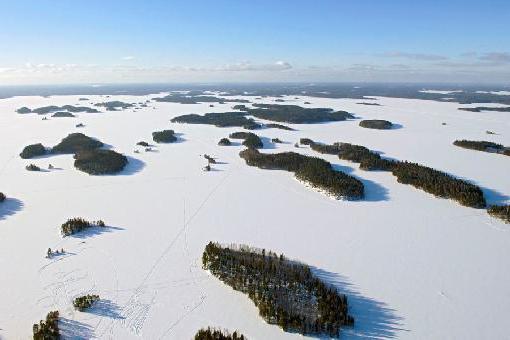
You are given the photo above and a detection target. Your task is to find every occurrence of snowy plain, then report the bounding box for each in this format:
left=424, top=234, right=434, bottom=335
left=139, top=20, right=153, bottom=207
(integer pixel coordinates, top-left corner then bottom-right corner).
left=0, top=92, right=509, bottom=339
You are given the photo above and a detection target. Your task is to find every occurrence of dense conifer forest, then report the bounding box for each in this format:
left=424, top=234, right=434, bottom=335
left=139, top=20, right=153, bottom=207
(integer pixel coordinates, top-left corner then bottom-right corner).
left=202, top=242, right=354, bottom=337
left=171, top=112, right=261, bottom=129
left=61, top=217, right=105, bottom=236
left=33, top=311, right=59, bottom=340
left=239, top=148, right=364, bottom=200
left=194, top=327, right=246, bottom=340
left=229, top=132, right=263, bottom=149
left=487, top=205, right=510, bottom=223
left=302, top=139, right=487, bottom=208
left=152, top=130, right=178, bottom=143
left=359, top=119, right=393, bottom=129
left=73, top=149, right=128, bottom=175
left=20, top=143, right=47, bottom=159
left=218, top=138, right=232, bottom=146
left=73, top=294, right=100, bottom=311
left=17, top=105, right=99, bottom=115
left=239, top=104, right=354, bottom=124
left=52, top=133, right=104, bottom=154
left=453, top=140, right=509, bottom=156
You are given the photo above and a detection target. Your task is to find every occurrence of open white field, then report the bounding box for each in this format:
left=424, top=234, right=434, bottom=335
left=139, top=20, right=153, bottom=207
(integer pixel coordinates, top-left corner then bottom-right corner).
left=0, top=93, right=509, bottom=339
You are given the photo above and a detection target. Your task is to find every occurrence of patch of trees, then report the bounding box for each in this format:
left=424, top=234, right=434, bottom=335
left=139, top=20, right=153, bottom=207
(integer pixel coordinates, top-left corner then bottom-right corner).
left=459, top=106, right=510, bottom=113
left=52, top=133, right=104, bottom=154
left=272, top=138, right=283, bottom=143
left=51, top=111, right=75, bottom=117
left=359, top=119, right=393, bottom=130
left=154, top=94, right=250, bottom=104
left=203, top=242, right=354, bottom=337
left=137, top=141, right=150, bottom=147
left=33, top=311, right=59, bottom=340
left=195, top=327, right=246, bottom=340
left=171, top=112, right=261, bottom=130
left=239, top=104, right=354, bottom=124
left=239, top=148, right=364, bottom=200
left=152, top=130, right=178, bottom=143
left=74, top=149, right=128, bottom=175
left=17, top=105, right=98, bottom=115
left=487, top=205, right=510, bottom=223
left=453, top=140, right=509, bottom=156
left=357, top=102, right=381, bottom=106
left=0, top=192, right=5, bottom=202
left=266, top=123, right=294, bottom=130
left=73, top=294, right=100, bottom=311
left=26, top=164, right=41, bottom=171
left=218, top=138, right=231, bottom=146
left=302, top=139, right=486, bottom=208
left=61, top=217, right=105, bottom=237
left=94, top=101, right=134, bottom=111
left=229, top=132, right=263, bottom=149
left=20, top=143, right=47, bottom=159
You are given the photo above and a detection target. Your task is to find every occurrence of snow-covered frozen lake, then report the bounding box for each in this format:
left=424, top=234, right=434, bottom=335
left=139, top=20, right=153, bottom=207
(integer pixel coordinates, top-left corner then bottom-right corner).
left=0, top=93, right=509, bottom=339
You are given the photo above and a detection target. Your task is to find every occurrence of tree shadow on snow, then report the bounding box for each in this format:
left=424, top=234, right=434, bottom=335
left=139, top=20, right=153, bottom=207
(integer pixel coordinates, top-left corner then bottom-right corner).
left=0, top=198, right=23, bottom=220
left=69, top=225, right=124, bottom=239
left=481, top=186, right=510, bottom=206
left=88, top=299, right=125, bottom=319
left=117, top=156, right=145, bottom=176
left=312, top=268, right=408, bottom=339
left=59, top=318, right=95, bottom=339
left=331, top=163, right=389, bottom=202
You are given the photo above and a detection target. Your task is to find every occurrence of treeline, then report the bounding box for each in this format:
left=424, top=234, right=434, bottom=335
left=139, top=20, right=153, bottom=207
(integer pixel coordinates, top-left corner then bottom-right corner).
left=153, top=130, right=178, bottom=143
left=453, top=140, right=510, bottom=156
left=33, top=311, right=59, bottom=340
left=61, top=217, right=105, bottom=237
left=359, top=119, right=393, bottom=130
left=171, top=112, right=261, bottom=130
left=239, top=148, right=364, bottom=200
left=239, top=104, right=354, bottom=124
left=195, top=327, right=246, bottom=340
left=73, top=294, right=100, bottom=311
left=202, top=242, right=354, bottom=337
left=301, top=139, right=486, bottom=208
left=229, top=132, right=263, bottom=149
left=488, top=205, right=510, bottom=223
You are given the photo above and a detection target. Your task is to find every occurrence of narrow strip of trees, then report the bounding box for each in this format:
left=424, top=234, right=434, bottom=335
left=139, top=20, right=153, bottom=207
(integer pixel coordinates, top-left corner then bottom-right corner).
left=61, top=217, right=105, bottom=237
left=194, top=327, right=246, bottom=340
left=203, top=242, right=354, bottom=337
left=454, top=140, right=510, bottom=156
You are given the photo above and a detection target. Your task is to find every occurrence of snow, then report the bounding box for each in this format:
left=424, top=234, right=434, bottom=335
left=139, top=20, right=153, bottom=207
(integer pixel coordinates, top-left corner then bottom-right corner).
left=0, top=93, right=509, bottom=339
left=419, top=89, right=463, bottom=95
left=476, top=90, right=510, bottom=96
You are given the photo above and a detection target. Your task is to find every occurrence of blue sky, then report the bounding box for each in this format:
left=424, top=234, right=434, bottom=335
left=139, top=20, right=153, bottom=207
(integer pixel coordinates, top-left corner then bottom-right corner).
left=0, top=0, right=509, bottom=84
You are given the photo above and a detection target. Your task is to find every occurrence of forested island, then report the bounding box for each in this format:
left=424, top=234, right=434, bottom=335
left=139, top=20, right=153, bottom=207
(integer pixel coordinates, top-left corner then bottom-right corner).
left=153, top=129, right=178, bottom=143
left=239, top=104, right=354, bottom=124
left=73, top=294, right=100, bottom=311
left=301, top=139, right=486, bottom=208
left=52, top=133, right=104, bottom=154
left=17, top=105, right=99, bottom=114
left=51, top=111, right=76, bottom=117
left=61, top=217, right=105, bottom=236
left=94, top=101, right=134, bottom=110
left=359, top=119, right=393, bottom=130
left=194, top=327, right=246, bottom=340
left=265, top=123, right=294, bottom=130
left=240, top=148, right=364, bottom=200
left=20, top=143, right=47, bottom=159
left=229, top=132, right=263, bottom=149
left=171, top=112, right=261, bottom=129
left=459, top=106, right=510, bottom=113
left=218, top=138, right=232, bottom=146
left=74, top=149, right=128, bottom=175
left=203, top=242, right=354, bottom=337
left=453, top=140, right=510, bottom=156
left=154, top=93, right=250, bottom=104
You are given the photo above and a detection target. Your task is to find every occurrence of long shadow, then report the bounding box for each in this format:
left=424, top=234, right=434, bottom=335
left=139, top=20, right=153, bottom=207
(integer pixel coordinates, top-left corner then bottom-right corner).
left=88, top=299, right=125, bottom=319
left=117, top=156, right=145, bottom=176
left=481, top=186, right=510, bottom=206
left=260, top=136, right=277, bottom=150
left=69, top=225, right=124, bottom=239
left=0, top=198, right=23, bottom=220
left=59, top=318, right=95, bottom=339
left=312, top=268, right=407, bottom=339
left=331, top=163, right=389, bottom=202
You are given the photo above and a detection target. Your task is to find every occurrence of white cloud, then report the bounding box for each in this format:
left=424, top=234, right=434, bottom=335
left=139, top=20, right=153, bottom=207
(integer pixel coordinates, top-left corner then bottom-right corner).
left=381, top=51, right=448, bottom=61
left=122, top=56, right=136, bottom=61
